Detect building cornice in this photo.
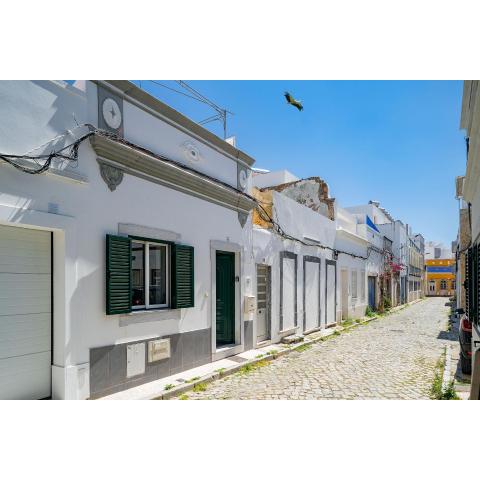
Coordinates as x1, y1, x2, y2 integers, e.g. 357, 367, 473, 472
89, 134, 256, 214
95, 80, 255, 168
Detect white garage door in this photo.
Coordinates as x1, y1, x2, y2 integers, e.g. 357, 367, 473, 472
0, 225, 51, 399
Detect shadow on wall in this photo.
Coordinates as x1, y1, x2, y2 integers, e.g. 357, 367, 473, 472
31, 80, 88, 141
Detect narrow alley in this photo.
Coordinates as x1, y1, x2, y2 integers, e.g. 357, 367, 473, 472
183, 298, 454, 399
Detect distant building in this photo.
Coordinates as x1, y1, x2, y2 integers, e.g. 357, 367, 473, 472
426, 258, 455, 297
425, 241, 453, 260
407, 230, 424, 301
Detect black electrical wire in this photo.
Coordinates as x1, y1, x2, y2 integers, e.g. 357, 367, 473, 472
1, 124, 405, 267
0, 128, 96, 174
255, 200, 370, 260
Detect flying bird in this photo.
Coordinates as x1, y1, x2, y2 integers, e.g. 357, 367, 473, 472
284, 92, 303, 111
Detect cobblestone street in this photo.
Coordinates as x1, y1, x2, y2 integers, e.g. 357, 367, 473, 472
184, 298, 454, 400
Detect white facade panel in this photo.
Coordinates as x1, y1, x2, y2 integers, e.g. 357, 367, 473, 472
304, 261, 320, 331
282, 257, 296, 331
0, 80, 256, 398
326, 262, 336, 325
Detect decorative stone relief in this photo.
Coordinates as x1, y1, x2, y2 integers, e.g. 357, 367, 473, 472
238, 212, 248, 227
98, 160, 124, 191
182, 141, 202, 163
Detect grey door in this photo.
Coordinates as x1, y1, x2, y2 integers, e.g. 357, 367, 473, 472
368, 276, 376, 309
325, 260, 337, 326
303, 256, 321, 332
341, 269, 349, 320
256, 264, 271, 343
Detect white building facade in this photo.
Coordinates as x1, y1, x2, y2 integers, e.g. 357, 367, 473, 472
0, 80, 257, 399
458, 80, 480, 399
250, 191, 337, 344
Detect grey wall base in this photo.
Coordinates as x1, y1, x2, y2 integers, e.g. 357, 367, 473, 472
89, 328, 211, 399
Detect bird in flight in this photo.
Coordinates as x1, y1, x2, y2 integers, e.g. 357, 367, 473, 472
284, 92, 303, 111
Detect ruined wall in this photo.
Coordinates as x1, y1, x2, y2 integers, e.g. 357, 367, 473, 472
252, 188, 273, 229
262, 177, 335, 220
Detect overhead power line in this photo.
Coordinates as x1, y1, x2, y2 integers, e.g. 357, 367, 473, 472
1, 125, 401, 265
140, 80, 233, 139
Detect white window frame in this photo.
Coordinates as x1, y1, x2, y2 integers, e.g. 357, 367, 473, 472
131, 239, 170, 310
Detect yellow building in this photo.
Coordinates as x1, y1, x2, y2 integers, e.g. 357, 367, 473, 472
426, 258, 455, 297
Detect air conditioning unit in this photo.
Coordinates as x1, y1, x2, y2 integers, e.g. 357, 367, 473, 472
148, 339, 171, 363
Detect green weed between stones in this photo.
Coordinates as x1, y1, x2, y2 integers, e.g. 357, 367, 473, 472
430, 357, 460, 400
238, 359, 270, 375
193, 383, 208, 393
186, 376, 200, 383
341, 318, 355, 328
293, 343, 312, 353
164, 384, 174, 391
179, 394, 189, 400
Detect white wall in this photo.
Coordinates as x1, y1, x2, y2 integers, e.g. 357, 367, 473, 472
124, 101, 239, 188
425, 241, 453, 259
345, 203, 391, 226
251, 192, 336, 342
334, 231, 368, 318
0, 80, 254, 398
252, 170, 299, 189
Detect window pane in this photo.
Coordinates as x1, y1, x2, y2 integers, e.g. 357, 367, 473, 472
149, 244, 167, 305
131, 242, 145, 307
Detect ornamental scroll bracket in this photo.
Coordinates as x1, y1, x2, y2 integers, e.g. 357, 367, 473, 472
98, 160, 124, 191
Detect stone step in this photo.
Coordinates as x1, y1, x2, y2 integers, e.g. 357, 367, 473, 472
281, 334, 304, 345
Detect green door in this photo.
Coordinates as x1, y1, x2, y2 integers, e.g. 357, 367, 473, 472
216, 251, 235, 346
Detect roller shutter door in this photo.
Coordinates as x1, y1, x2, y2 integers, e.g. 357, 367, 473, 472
0, 225, 51, 399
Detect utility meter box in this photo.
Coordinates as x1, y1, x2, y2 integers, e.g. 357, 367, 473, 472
126, 342, 146, 378
148, 339, 171, 363
244, 295, 256, 314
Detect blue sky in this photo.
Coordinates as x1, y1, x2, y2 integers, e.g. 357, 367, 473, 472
134, 81, 466, 245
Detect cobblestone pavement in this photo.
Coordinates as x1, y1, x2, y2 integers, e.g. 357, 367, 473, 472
184, 297, 455, 400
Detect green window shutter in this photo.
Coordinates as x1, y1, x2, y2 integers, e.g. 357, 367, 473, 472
106, 234, 132, 315
171, 244, 194, 308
